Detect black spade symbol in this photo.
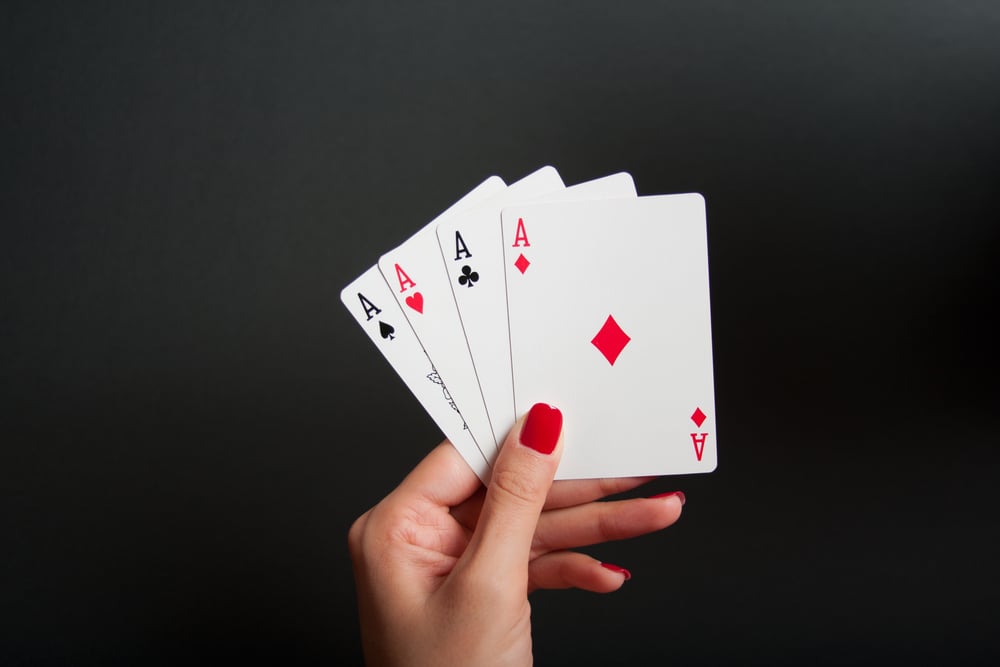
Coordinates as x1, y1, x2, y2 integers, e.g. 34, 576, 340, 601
378, 321, 395, 340
458, 265, 479, 288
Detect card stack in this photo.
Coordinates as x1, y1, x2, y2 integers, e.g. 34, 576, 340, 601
341, 166, 717, 482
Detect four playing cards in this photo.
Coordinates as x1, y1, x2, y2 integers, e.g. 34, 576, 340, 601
340, 166, 718, 481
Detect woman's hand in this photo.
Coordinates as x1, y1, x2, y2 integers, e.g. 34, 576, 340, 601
348, 403, 685, 667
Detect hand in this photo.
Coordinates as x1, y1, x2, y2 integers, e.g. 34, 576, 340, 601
348, 403, 685, 667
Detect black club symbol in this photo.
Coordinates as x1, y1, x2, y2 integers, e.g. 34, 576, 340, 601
458, 265, 479, 288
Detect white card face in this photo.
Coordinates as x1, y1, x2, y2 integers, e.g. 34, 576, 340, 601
438, 172, 638, 446
340, 266, 490, 483
378, 176, 507, 462
433, 166, 571, 443
503, 194, 717, 479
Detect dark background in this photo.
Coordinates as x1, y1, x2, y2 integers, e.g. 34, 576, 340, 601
3, 2, 999, 665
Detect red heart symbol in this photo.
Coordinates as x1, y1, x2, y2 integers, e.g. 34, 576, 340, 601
405, 292, 424, 313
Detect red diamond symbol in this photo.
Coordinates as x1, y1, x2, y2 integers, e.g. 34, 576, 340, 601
591, 315, 631, 366
514, 253, 530, 274
691, 407, 707, 428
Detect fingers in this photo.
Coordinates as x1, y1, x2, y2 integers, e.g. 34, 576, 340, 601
390, 439, 484, 508
527, 551, 631, 594
531, 493, 684, 558
448, 475, 655, 530
542, 476, 657, 510
458, 403, 564, 579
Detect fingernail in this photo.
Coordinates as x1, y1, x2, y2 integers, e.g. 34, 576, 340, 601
519, 403, 562, 455
650, 491, 686, 506
601, 562, 632, 580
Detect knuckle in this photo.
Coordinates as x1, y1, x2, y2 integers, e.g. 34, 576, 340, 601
354, 500, 432, 556
598, 477, 629, 498
347, 511, 370, 557
597, 504, 626, 540
491, 465, 547, 508
597, 477, 617, 498
348, 500, 409, 558
348, 511, 370, 542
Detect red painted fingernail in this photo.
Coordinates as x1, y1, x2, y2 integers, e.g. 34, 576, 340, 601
519, 403, 562, 455
650, 491, 686, 506
601, 562, 632, 580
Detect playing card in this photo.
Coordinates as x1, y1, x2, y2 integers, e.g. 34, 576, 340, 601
340, 266, 490, 482
502, 194, 717, 479
340, 176, 505, 481
378, 176, 508, 462
437, 171, 637, 447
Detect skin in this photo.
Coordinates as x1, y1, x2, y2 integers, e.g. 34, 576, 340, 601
348, 408, 684, 667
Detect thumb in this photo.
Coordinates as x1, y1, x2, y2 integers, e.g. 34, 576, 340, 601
460, 403, 564, 579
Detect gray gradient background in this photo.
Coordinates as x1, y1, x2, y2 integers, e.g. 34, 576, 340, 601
2, 2, 998, 665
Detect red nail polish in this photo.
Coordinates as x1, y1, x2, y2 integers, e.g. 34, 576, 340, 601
650, 491, 686, 506
601, 562, 632, 580
519, 403, 562, 454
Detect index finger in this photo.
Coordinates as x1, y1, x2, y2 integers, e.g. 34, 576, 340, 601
544, 476, 658, 510
449, 476, 656, 531
390, 439, 485, 508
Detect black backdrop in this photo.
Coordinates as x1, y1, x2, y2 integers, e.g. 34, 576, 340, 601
3, 2, 999, 665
